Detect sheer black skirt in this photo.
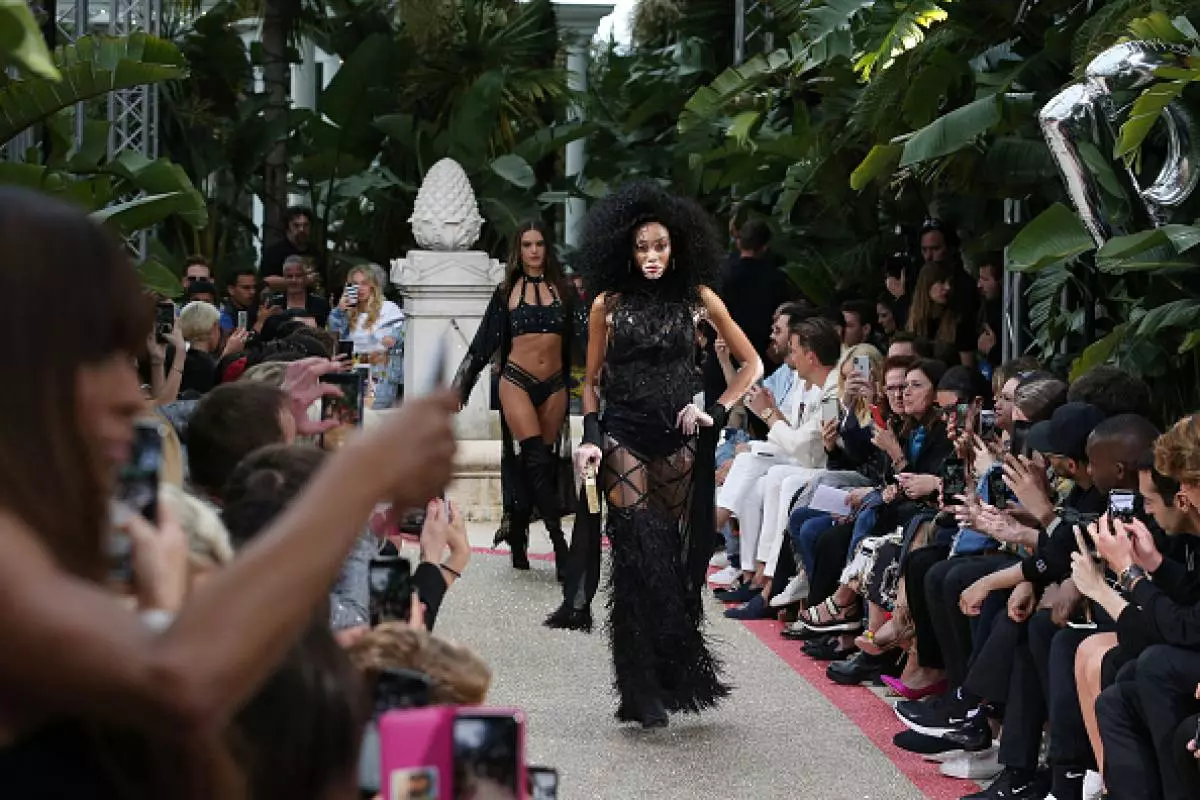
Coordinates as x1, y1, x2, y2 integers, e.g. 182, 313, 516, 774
601, 433, 729, 720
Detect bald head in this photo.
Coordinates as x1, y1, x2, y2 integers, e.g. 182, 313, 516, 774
1086, 414, 1160, 493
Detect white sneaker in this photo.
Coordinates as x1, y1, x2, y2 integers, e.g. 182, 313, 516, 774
1082, 770, 1103, 800
709, 551, 730, 569
769, 573, 810, 607
938, 745, 1001, 780
708, 565, 741, 586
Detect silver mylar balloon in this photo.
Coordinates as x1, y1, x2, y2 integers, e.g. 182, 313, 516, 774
1039, 40, 1200, 246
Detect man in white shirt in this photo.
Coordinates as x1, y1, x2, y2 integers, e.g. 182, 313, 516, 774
715, 318, 842, 593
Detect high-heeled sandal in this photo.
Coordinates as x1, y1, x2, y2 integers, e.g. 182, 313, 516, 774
796, 596, 863, 633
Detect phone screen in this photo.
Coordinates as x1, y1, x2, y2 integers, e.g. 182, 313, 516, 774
1010, 420, 1032, 458
453, 714, 520, 800
978, 409, 997, 439
1109, 490, 1139, 522
941, 459, 966, 506
954, 403, 969, 432
987, 469, 1008, 509
155, 301, 175, 341
368, 556, 413, 625
337, 339, 355, 359
821, 397, 840, 423
320, 371, 366, 449
109, 421, 165, 582
528, 767, 559, 800
237, 310, 248, 329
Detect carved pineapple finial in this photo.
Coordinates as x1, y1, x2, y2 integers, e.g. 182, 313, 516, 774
409, 158, 485, 251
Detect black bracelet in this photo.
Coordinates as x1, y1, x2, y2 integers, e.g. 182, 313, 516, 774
583, 411, 602, 447
440, 563, 462, 579
707, 403, 729, 430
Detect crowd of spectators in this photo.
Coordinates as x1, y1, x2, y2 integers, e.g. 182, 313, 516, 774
706, 216, 1200, 800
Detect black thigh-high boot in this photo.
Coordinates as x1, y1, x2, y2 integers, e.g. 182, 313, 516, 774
507, 508, 531, 570
520, 437, 569, 581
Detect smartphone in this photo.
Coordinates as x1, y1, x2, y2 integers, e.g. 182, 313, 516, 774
955, 403, 970, 432
109, 421, 166, 582
269, 292, 286, 309
320, 370, 366, 438
528, 766, 560, 800
987, 468, 1008, 509
820, 396, 840, 423
368, 555, 413, 626
870, 404, 887, 429
1108, 490, 1140, 523
978, 409, 997, 440
1010, 420, 1032, 458
345, 284, 359, 307
337, 339, 355, 359
154, 300, 175, 342
941, 458, 966, 506
237, 309, 248, 330
453, 710, 525, 800
853, 355, 872, 379
374, 668, 433, 717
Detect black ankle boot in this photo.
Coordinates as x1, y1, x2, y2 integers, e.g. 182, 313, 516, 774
549, 529, 569, 582
506, 513, 531, 571
543, 603, 592, 632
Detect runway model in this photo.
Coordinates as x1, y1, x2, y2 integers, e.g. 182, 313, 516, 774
453, 221, 580, 578
546, 181, 762, 728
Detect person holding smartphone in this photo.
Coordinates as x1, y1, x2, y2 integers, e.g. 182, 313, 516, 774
0, 188, 460, 800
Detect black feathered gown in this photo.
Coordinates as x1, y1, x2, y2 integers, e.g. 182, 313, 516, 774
595, 291, 729, 720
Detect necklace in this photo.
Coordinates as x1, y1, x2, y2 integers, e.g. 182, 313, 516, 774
522, 271, 545, 283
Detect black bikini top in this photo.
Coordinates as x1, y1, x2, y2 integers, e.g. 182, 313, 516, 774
509, 273, 566, 337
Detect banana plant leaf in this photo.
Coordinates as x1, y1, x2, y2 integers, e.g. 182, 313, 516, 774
0, 0, 61, 80
0, 33, 186, 146
1006, 204, 1095, 273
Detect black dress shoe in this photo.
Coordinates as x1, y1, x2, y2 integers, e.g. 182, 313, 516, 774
639, 696, 669, 729
803, 635, 856, 662
543, 604, 593, 633
827, 650, 887, 686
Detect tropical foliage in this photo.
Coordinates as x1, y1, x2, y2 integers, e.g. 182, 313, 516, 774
591, 0, 1200, 420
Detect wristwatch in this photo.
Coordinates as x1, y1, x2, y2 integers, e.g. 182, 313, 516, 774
762, 408, 776, 422
1117, 564, 1148, 592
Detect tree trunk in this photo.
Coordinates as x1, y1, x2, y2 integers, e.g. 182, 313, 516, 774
260, 0, 290, 250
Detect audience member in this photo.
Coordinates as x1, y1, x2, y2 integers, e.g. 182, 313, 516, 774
219, 266, 260, 333
278, 255, 331, 328
261, 206, 325, 292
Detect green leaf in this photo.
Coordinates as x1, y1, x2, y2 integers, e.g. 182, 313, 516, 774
1136, 300, 1200, 338
1006, 203, 1095, 273
1070, 324, 1126, 380
802, 0, 876, 44
898, 95, 1003, 167
1115, 78, 1195, 159
1179, 330, 1200, 354
490, 154, 536, 189
679, 48, 792, 132
850, 143, 902, 190
135, 257, 184, 298
90, 192, 187, 234
1096, 224, 1200, 270
1127, 11, 1191, 44
726, 110, 762, 147
855, 0, 952, 79
0, 0, 61, 79
0, 33, 186, 146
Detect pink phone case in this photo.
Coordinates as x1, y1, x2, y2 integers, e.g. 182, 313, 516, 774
379, 706, 528, 800
379, 706, 454, 800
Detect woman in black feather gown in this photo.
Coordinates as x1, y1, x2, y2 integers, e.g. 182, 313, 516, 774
545, 181, 762, 728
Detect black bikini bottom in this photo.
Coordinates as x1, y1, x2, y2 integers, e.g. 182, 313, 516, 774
502, 362, 565, 407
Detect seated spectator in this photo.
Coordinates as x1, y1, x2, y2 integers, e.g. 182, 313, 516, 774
178, 300, 245, 396
907, 262, 976, 367
888, 331, 934, 359
841, 299, 881, 350
876, 292, 901, 340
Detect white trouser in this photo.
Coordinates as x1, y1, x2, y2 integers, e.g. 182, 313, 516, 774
716, 451, 783, 572
759, 464, 819, 577
764, 470, 877, 575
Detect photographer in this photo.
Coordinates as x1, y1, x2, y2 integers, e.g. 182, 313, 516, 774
0, 187, 457, 797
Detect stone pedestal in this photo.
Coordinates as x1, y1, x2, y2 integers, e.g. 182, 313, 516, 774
391, 249, 505, 441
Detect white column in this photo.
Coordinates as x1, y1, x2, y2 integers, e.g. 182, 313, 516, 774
289, 38, 318, 207
554, 2, 615, 246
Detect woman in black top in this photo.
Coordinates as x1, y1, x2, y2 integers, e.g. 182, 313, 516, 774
546, 181, 762, 728
453, 221, 580, 576
907, 262, 977, 367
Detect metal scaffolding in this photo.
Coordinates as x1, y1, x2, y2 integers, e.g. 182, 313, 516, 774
734, 0, 773, 66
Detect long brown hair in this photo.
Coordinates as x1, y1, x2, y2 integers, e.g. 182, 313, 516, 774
906, 262, 960, 345
504, 219, 566, 297
0, 188, 152, 580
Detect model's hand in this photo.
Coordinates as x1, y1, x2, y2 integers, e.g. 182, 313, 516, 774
676, 403, 714, 435
574, 443, 602, 478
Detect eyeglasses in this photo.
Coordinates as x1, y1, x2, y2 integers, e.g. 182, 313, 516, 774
185, 275, 204, 283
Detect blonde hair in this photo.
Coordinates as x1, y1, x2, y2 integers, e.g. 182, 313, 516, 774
347, 623, 492, 705
241, 362, 289, 388
1155, 413, 1200, 485
179, 300, 221, 345
347, 266, 384, 334
838, 344, 883, 426
160, 483, 234, 568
